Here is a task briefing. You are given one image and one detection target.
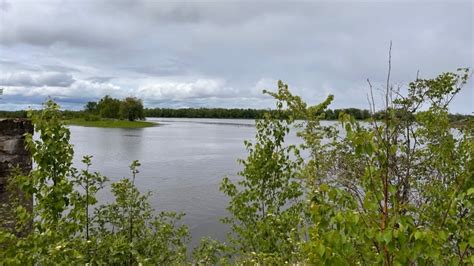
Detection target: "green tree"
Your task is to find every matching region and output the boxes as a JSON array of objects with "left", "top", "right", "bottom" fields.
[
  {"left": 84, "top": 101, "right": 98, "bottom": 114},
  {"left": 270, "top": 68, "right": 473, "bottom": 264},
  {"left": 220, "top": 81, "right": 307, "bottom": 264},
  {"left": 97, "top": 95, "right": 121, "bottom": 119},
  {"left": 120, "top": 97, "right": 145, "bottom": 121},
  {"left": 89, "top": 160, "right": 189, "bottom": 265}
]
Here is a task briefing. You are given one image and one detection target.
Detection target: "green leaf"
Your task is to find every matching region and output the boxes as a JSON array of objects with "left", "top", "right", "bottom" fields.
[
  {"left": 383, "top": 231, "right": 392, "bottom": 244},
  {"left": 316, "top": 243, "right": 326, "bottom": 257},
  {"left": 438, "top": 231, "right": 448, "bottom": 241},
  {"left": 345, "top": 123, "right": 352, "bottom": 133},
  {"left": 414, "top": 231, "right": 422, "bottom": 240},
  {"left": 366, "top": 142, "right": 374, "bottom": 155},
  {"left": 355, "top": 145, "right": 363, "bottom": 155},
  {"left": 320, "top": 183, "right": 329, "bottom": 192},
  {"left": 467, "top": 188, "right": 474, "bottom": 196}
]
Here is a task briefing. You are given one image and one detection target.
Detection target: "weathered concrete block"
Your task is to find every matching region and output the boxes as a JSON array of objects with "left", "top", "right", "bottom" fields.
[{"left": 0, "top": 119, "right": 33, "bottom": 234}]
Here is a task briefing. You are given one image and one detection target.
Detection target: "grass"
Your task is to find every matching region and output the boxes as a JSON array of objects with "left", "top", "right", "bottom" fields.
[{"left": 64, "top": 118, "right": 157, "bottom": 128}]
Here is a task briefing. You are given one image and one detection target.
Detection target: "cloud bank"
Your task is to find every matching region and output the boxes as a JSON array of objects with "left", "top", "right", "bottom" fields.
[{"left": 0, "top": 0, "right": 472, "bottom": 113}]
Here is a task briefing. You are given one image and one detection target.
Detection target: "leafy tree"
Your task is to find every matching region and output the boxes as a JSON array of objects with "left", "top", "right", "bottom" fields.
[
  {"left": 89, "top": 160, "right": 189, "bottom": 265},
  {"left": 220, "top": 81, "right": 307, "bottom": 264},
  {"left": 84, "top": 101, "right": 98, "bottom": 114},
  {"left": 269, "top": 68, "right": 473, "bottom": 264},
  {"left": 97, "top": 95, "right": 121, "bottom": 119},
  {"left": 119, "top": 97, "right": 145, "bottom": 121}
]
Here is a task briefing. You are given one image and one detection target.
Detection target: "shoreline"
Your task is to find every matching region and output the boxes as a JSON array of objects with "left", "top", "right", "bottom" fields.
[{"left": 63, "top": 118, "right": 157, "bottom": 128}]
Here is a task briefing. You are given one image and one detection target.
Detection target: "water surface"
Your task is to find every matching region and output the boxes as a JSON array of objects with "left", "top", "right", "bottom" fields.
[
  {"left": 70, "top": 118, "right": 259, "bottom": 247},
  {"left": 69, "top": 118, "right": 322, "bottom": 248}
]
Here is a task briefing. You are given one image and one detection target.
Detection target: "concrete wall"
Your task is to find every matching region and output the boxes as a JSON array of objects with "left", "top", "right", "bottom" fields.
[{"left": 0, "top": 119, "right": 33, "bottom": 232}]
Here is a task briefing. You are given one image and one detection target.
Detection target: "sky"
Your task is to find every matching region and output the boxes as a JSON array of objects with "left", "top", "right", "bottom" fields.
[{"left": 0, "top": 0, "right": 473, "bottom": 113}]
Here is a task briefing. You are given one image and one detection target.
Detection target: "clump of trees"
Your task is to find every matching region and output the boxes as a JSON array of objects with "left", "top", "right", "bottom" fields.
[
  {"left": 0, "top": 66, "right": 472, "bottom": 264},
  {"left": 85, "top": 95, "right": 145, "bottom": 121}
]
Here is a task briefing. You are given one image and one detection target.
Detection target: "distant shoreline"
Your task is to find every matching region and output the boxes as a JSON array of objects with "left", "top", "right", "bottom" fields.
[
  {"left": 63, "top": 118, "right": 157, "bottom": 128},
  {"left": 1, "top": 109, "right": 471, "bottom": 129}
]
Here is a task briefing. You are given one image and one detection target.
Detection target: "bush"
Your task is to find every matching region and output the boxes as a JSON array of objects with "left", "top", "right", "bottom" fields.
[{"left": 83, "top": 113, "right": 101, "bottom": 121}]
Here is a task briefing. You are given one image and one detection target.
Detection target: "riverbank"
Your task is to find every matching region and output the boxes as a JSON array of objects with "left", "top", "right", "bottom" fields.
[{"left": 64, "top": 118, "right": 157, "bottom": 128}]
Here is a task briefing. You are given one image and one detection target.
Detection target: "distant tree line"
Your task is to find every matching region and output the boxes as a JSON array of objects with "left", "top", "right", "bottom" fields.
[
  {"left": 144, "top": 107, "right": 374, "bottom": 119},
  {"left": 0, "top": 96, "right": 145, "bottom": 122},
  {"left": 0, "top": 110, "right": 27, "bottom": 118},
  {"left": 144, "top": 107, "right": 473, "bottom": 122},
  {"left": 144, "top": 107, "right": 268, "bottom": 119},
  {"left": 1, "top": 106, "right": 471, "bottom": 123}
]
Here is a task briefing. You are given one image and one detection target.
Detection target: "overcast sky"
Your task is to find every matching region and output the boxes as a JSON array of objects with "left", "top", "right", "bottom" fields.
[{"left": 0, "top": 0, "right": 472, "bottom": 113}]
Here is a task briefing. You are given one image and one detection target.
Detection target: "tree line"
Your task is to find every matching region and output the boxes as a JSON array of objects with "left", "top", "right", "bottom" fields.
[
  {"left": 0, "top": 96, "right": 145, "bottom": 122},
  {"left": 1, "top": 104, "right": 471, "bottom": 123},
  {"left": 143, "top": 107, "right": 374, "bottom": 120}
]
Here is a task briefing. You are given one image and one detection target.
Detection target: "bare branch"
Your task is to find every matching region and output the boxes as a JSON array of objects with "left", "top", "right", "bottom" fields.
[
  {"left": 386, "top": 41, "right": 392, "bottom": 110},
  {"left": 367, "top": 78, "right": 377, "bottom": 115}
]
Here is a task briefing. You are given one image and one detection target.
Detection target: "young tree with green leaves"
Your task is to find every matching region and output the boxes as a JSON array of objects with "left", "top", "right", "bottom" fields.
[
  {"left": 220, "top": 81, "right": 308, "bottom": 264},
  {"left": 269, "top": 67, "right": 473, "bottom": 264}
]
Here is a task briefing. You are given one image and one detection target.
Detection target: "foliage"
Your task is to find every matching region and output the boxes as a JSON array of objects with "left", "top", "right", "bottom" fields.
[
  {"left": 0, "top": 110, "right": 28, "bottom": 118},
  {"left": 97, "top": 95, "right": 122, "bottom": 119},
  {"left": 220, "top": 81, "right": 307, "bottom": 264},
  {"left": 192, "top": 237, "right": 229, "bottom": 265},
  {"left": 119, "top": 97, "right": 145, "bottom": 121},
  {"left": 0, "top": 100, "right": 188, "bottom": 264},
  {"left": 268, "top": 69, "right": 473, "bottom": 265},
  {"left": 89, "top": 160, "right": 189, "bottom": 264},
  {"left": 217, "top": 68, "right": 472, "bottom": 264},
  {"left": 85, "top": 101, "right": 98, "bottom": 114},
  {"left": 84, "top": 95, "right": 145, "bottom": 121},
  {"left": 144, "top": 106, "right": 374, "bottom": 120},
  {"left": 83, "top": 113, "right": 101, "bottom": 121}
]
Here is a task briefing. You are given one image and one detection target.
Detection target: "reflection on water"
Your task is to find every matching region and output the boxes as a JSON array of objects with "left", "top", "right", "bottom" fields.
[{"left": 156, "top": 119, "right": 256, "bottom": 127}]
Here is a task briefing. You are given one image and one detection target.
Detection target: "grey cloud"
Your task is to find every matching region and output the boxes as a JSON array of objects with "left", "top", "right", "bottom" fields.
[
  {"left": 121, "top": 65, "right": 187, "bottom": 77},
  {"left": 86, "top": 76, "right": 115, "bottom": 83},
  {"left": 0, "top": 60, "right": 80, "bottom": 73},
  {"left": 96, "top": 1, "right": 303, "bottom": 25},
  {"left": 42, "top": 65, "right": 81, "bottom": 73},
  {"left": 0, "top": 1, "right": 472, "bottom": 113},
  {"left": 0, "top": 72, "right": 75, "bottom": 87},
  {"left": 0, "top": 0, "right": 10, "bottom": 12}
]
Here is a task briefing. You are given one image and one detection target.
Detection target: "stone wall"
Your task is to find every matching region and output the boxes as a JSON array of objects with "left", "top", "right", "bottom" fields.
[{"left": 0, "top": 119, "right": 33, "bottom": 232}]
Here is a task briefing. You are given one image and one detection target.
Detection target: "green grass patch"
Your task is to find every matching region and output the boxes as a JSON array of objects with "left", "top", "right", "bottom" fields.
[{"left": 64, "top": 118, "right": 157, "bottom": 128}]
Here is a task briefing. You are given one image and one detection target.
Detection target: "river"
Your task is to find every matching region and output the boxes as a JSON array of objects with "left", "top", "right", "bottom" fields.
[{"left": 69, "top": 118, "right": 312, "bottom": 248}]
